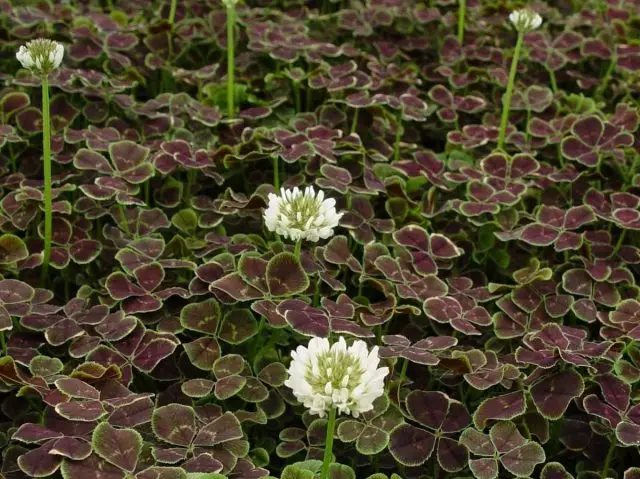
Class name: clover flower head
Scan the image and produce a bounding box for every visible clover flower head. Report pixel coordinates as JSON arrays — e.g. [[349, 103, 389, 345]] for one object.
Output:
[[285, 337, 389, 418], [509, 9, 543, 33], [263, 186, 343, 242], [16, 39, 64, 76]]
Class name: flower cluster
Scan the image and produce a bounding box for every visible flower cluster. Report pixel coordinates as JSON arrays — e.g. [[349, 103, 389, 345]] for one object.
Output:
[[285, 337, 389, 418], [263, 186, 343, 242], [16, 39, 64, 76], [509, 9, 543, 33]]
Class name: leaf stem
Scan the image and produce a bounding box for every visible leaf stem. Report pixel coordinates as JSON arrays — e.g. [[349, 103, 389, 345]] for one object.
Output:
[[457, 0, 466, 44], [145, 180, 151, 205], [595, 55, 617, 100], [394, 111, 402, 162], [226, 3, 236, 117], [396, 357, 408, 406], [350, 108, 359, 134], [0, 332, 5, 356], [628, 153, 640, 186], [612, 228, 627, 257], [168, 0, 178, 25], [118, 203, 131, 236], [273, 155, 279, 189], [293, 81, 301, 113], [320, 407, 337, 479], [547, 66, 558, 94], [601, 438, 615, 478], [186, 170, 195, 200], [313, 277, 320, 307], [497, 31, 524, 151], [41, 76, 52, 285]]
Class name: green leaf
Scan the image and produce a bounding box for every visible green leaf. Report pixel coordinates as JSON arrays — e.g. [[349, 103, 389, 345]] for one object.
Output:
[[0, 234, 29, 264], [219, 308, 258, 344], [171, 208, 198, 235]]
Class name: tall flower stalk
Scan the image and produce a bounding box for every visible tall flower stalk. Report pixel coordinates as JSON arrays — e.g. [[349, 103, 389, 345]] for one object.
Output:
[[16, 39, 64, 282], [497, 9, 542, 151], [457, 0, 466, 44], [285, 337, 389, 479], [320, 407, 337, 479], [168, 0, 178, 25], [41, 77, 52, 280], [224, 0, 238, 117]]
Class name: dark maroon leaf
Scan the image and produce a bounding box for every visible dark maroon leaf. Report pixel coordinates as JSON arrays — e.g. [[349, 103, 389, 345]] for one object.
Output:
[[473, 391, 526, 429], [389, 424, 435, 466], [531, 369, 584, 419]]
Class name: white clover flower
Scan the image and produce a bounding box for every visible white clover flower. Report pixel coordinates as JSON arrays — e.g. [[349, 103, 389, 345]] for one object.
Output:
[[263, 186, 343, 242], [16, 39, 64, 76], [285, 337, 389, 418], [509, 9, 543, 33]]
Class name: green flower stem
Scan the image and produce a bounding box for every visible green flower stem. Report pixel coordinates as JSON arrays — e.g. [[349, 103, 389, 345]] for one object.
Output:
[[41, 76, 52, 284], [226, 3, 236, 117], [168, 0, 178, 26], [457, 0, 466, 44], [294, 239, 302, 261], [320, 407, 337, 479], [273, 155, 279, 189], [497, 31, 524, 151], [0, 332, 5, 356]]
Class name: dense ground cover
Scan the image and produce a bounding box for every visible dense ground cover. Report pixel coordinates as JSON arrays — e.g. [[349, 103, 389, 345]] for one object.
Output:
[[0, 0, 639, 477]]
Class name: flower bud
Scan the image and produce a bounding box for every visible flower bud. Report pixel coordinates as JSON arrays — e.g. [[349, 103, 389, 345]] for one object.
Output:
[[16, 39, 64, 76]]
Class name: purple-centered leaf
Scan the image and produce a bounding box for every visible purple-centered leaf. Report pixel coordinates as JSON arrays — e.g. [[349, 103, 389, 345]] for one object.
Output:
[[594, 374, 630, 412], [489, 421, 527, 454], [540, 462, 574, 479], [92, 422, 142, 472], [55, 400, 105, 422], [500, 442, 546, 476], [17, 440, 62, 477], [406, 390, 450, 429], [473, 391, 526, 429], [152, 404, 196, 446], [531, 370, 584, 420], [279, 299, 330, 338], [60, 453, 125, 479], [469, 457, 498, 479], [193, 412, 243, 446], [389, 424, 435, 466]]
